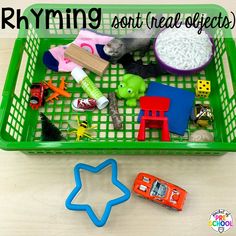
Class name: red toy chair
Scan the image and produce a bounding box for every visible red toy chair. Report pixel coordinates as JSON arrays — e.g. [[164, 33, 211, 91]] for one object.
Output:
[[137, 96, 171, 142]]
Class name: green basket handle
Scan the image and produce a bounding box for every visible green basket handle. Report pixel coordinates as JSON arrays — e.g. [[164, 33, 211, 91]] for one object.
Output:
[[225, 38, 236, 98], [0, 38, 26, 124], [2, 38, 26, 97], [0, 38, 26, 149]]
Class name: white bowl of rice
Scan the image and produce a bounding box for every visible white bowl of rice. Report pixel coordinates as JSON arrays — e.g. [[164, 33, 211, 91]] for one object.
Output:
[[154, 25, 215, 76]]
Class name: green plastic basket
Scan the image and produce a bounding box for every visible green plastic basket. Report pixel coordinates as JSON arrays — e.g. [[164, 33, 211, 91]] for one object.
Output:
[[0, 4, 236, 155]]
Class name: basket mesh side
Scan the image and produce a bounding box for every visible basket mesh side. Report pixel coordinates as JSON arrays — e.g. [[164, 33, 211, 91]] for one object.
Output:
[[214, 29, 236, 142], [4, 24, 40, 141]]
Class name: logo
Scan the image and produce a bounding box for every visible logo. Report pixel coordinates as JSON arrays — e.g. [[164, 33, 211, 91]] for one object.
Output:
[[208, 209, 233, 233]]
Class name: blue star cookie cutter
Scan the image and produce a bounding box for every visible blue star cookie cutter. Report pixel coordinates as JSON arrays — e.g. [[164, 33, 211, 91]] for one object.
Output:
[[65, 159, 131, 227]]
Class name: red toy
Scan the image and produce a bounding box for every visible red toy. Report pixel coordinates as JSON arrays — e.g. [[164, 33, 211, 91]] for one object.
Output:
[[137, 96, 170, 141], [133, 173, 187, 211], [30, 83, 46, 110]]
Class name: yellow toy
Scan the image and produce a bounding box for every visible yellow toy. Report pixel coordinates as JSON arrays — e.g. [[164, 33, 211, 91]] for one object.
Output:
[[68, 116, 97, 141], [195, 79, 211, 98]]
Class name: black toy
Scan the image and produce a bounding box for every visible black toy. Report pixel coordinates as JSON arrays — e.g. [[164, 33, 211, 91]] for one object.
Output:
[[118, 53, 168, 78], [40, 112, 64, 141]]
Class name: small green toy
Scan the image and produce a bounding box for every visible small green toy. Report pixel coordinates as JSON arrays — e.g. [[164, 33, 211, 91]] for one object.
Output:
[[115, 74, 147, 107]]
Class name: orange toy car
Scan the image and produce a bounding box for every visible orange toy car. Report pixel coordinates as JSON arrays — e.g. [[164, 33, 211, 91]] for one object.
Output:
[[133, 173, 187, 211]]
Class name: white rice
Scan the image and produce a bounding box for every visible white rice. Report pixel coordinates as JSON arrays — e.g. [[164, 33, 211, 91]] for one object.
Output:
[[155, 25, 213, 70]]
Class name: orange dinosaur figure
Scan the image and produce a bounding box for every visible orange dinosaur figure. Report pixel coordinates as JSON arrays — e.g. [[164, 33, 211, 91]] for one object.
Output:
[[44, 77, 71, 102]]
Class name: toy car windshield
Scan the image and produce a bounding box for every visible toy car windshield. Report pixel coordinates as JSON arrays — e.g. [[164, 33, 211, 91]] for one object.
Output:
[[150, 180, 167, 197]]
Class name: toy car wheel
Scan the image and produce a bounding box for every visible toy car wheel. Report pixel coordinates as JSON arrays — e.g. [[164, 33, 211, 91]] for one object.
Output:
[[30, 96, 39, 105]]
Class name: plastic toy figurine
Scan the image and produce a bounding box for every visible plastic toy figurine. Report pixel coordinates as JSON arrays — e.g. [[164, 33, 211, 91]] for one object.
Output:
[[195, 79, 211, 98], [116, 74, 147, 107], [67, 115, 97, 141], [133, 173, 187, 211], [29, 83, 47, 110], [192, 104, 214, 127], [43, 77, 71, 102], [40, 113, 64, 141]]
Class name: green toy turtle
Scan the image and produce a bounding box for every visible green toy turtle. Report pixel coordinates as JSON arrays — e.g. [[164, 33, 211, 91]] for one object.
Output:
[[115, 74, 147, 107]]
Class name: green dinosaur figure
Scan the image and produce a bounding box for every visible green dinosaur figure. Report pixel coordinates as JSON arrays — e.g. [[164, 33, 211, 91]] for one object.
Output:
[[115, 74, 147, 107]]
